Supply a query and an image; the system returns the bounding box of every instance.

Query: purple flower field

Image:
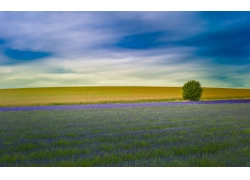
[1,100,250,166]
[0,99,250,112]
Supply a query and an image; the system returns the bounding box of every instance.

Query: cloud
[0,55,204,88]
[0,12,202,58]
[116,31,167,49]
[0,12,250,88]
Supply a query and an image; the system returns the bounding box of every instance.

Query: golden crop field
[0,86,250,107]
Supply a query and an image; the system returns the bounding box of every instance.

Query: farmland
[1,103,250,166]
[1,86,250,107]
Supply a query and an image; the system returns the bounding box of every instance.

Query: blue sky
[0,12,250,88]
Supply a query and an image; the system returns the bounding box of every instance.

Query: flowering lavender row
[1,103,250,166]
[0,99,250,112]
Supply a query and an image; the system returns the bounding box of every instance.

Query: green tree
[182,80,203,101]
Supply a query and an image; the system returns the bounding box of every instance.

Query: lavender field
[1,102,250,166]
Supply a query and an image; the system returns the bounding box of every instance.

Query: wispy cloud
[0,12,250,88]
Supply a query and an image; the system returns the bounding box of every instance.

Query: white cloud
[0,12,250,88]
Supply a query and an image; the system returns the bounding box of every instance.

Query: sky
[0,11,250,89]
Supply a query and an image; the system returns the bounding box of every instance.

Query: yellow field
[0,86,250,107]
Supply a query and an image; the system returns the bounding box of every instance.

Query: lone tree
[182,80,203,101]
